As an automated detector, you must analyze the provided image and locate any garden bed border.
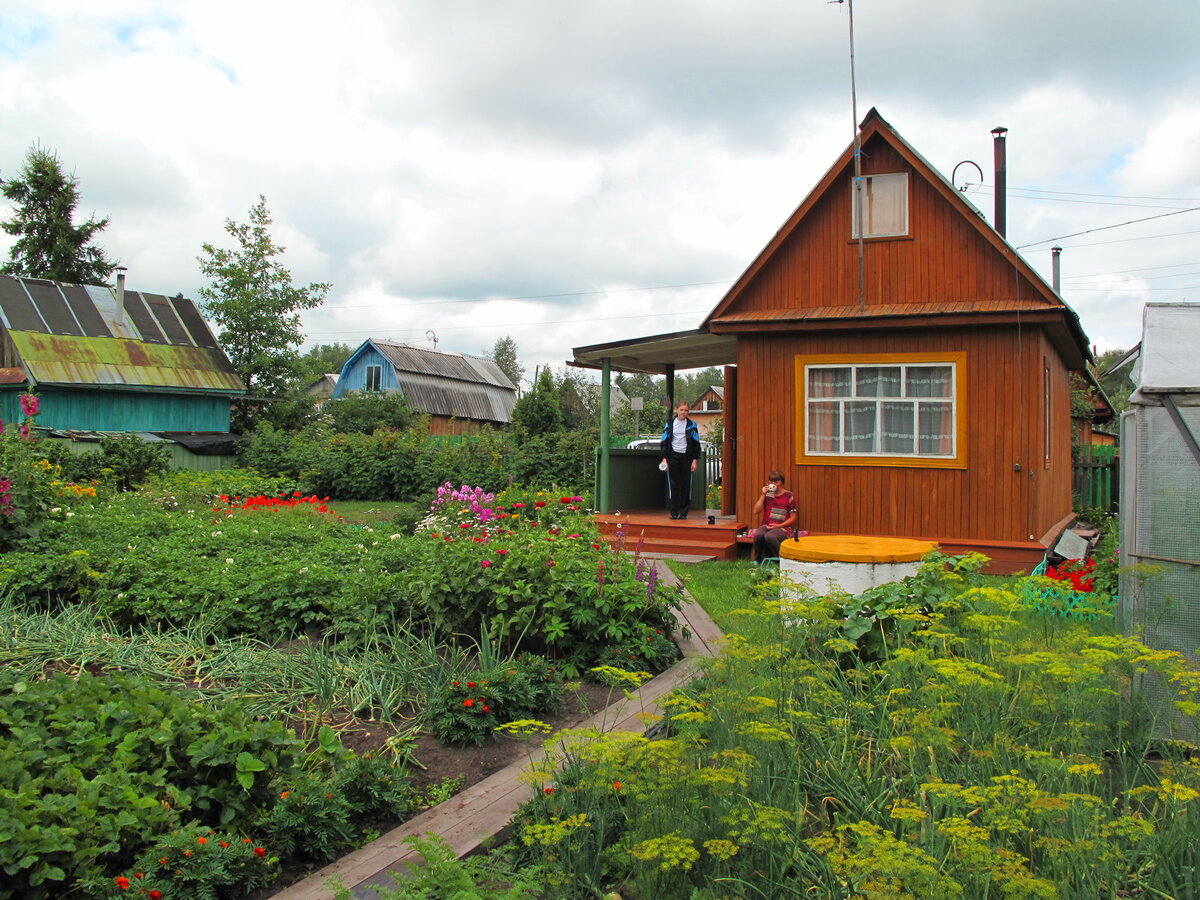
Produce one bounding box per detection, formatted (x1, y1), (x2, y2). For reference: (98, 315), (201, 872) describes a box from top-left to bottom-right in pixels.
(272, 560), (723, 899)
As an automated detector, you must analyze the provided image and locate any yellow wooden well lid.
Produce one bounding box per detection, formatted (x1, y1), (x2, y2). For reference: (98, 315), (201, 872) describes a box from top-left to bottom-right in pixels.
(779, 535), (938, 564)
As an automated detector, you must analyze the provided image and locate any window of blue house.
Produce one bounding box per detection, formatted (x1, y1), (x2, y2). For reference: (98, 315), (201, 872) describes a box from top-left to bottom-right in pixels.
(365, 365), (382, 392)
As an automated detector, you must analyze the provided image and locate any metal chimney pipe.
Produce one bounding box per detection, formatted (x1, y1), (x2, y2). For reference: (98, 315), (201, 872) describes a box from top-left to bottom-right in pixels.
(115, 266), (127, 320)
(991, 126), (1008, 238)
(1051, 246), (1063, 293)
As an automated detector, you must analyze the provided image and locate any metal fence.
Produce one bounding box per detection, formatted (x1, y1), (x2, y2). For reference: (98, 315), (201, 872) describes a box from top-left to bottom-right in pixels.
(1073, 444), (1119, 512)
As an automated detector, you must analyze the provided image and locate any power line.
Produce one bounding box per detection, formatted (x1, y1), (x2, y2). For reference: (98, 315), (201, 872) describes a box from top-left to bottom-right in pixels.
(1062, 261), (1200, 280)
(304, 308), (709, 338)
(325, 280), (733, 311)
(962, 183), (1200, 204)
(1017, 208), (1200, 249)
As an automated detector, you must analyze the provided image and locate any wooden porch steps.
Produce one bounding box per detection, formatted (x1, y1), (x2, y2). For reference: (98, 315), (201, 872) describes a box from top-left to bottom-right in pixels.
(594, 510), (749, 562)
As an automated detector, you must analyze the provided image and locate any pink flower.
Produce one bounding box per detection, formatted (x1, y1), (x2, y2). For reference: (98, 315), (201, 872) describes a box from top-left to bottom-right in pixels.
(19, 424), (29, 440)
(546, 560), (556, 568)
(495, 548), (509, 555)
(18, 394), (38, 417)
(481, 559), (493, 568)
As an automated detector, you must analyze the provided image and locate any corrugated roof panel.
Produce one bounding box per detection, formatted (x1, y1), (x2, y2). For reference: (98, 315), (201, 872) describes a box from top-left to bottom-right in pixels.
(61, 284), (112, 338)
(124, 292), (167, 343)
(172, 295), (220, 349)
(146, 294), (192, 345)
(371, 340), (514, 389)
(0, 276), (47, 331)
(9, 331), (245, 393)
(394, 371), (515, 422)
(23, 279), (84, 336)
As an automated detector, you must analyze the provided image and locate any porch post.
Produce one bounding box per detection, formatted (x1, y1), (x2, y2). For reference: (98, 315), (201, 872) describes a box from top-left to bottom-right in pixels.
(665, 364), (676, 411)
(598, 357), (612, 512)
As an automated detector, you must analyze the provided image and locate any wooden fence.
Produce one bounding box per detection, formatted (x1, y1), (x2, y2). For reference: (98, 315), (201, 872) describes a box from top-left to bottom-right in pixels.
(1073, 445), (1119, 512)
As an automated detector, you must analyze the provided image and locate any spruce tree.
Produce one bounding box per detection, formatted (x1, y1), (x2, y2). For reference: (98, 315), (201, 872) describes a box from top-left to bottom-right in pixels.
(1, 144), (117, 283)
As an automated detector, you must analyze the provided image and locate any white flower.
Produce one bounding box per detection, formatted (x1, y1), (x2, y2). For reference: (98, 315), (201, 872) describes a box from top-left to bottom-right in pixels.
(50, 507), (62, 514)
(225, 558), (234, 564)
(389, 534), (402, 540)
(299, 566), (309, 574)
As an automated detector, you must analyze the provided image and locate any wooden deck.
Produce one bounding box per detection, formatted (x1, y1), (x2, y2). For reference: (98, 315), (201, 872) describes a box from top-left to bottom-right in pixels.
(595, 509), (749, 561)
(272, 561), (723, 900)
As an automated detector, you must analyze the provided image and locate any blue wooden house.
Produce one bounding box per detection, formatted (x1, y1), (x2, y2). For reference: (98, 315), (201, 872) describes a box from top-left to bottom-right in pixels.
(334, 339), (516, 434)
(0, 274), (244, 454)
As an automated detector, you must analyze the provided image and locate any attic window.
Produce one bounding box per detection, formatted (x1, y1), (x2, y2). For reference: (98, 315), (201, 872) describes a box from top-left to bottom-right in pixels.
(365, 364), (382, 392)
(851, 173), (908, 238)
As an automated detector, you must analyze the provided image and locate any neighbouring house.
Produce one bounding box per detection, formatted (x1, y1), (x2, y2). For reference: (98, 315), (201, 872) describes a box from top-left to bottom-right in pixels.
(575, 109), (1095, 572)
(0, 272), (244, 465)
(333, 339), (517, 434)
(305, 373), (340, 406)
(689, 385), (724, 439)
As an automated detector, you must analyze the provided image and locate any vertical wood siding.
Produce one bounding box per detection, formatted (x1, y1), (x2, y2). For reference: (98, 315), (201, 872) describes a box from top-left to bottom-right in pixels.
(735, 326), (1071, 545)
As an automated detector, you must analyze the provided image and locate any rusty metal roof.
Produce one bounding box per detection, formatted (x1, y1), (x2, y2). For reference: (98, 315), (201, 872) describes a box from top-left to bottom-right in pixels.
(0, 275), (242, 393)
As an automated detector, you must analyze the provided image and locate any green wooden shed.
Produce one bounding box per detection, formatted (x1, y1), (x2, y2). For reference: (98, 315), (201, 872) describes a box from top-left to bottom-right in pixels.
(0, 274), (244, 436)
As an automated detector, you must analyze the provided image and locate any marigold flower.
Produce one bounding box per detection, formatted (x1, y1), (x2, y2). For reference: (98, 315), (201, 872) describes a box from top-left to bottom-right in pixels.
(219, 841), (229, 848)
(114, 876), (130, 890)
(464, 698), (475, 707)
(254, 847), (267, 858)
(280, 791), (290, 799)
(134, 873), (144, 879)
(197, 837), (207, 844)
(482, 705), (491, 713)
(159, 858), (169, 866)
(467, 681), (476, 688)
(183, 850), (192, 857)
(149, 892), (163, 900)
(613, 781), (623, 790)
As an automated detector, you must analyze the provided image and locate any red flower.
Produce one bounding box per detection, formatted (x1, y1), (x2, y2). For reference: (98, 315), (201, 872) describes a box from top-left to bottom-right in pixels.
(134, 873), (144, 879)
(115, 876), (130, 890)
(593, 543), (601, 549)
(467, 681), (476, 688)
(482, 705), (491, 713)
(292, 491), (301, 497)
(149, 892), (163, 900)
(158, 857), (169, 866)
(547, 560), (556, 567)
(560, 497), (571, 504)
(219, 841), (230, 848)
(452, 681), (461, 687)
(496, 548), (509, 555)
(254, 847), (267, 858)
(197, 837), (208, 845)
(513, 502), (526, 508)
(544, 787), (555, 795)
(535, 501), (546, 508)
(613, 781), (623, 790)
(464, 698), (475, 707)
(481, 559), (493, 568)
(184, 850), (192, 857)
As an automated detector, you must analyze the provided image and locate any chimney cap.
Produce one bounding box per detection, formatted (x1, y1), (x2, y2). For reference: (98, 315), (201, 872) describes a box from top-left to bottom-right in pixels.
(991, 126), (1008, 137)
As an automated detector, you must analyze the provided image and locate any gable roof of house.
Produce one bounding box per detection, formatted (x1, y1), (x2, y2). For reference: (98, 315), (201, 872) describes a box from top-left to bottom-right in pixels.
(347, 339), (517, 422)
(0, 274), (244, 394)
(702, 108), (1092, 367)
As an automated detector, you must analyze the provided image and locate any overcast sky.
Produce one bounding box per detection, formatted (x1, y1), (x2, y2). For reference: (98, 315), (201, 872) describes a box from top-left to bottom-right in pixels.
(2, 0), (1198, 383)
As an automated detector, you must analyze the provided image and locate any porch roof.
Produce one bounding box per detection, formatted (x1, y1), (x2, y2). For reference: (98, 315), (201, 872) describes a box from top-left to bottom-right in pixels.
(570, 328), (737, 375)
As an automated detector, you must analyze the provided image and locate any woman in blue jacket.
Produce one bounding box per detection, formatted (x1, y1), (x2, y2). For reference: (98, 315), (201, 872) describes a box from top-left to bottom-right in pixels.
(659, 401), (701, 519)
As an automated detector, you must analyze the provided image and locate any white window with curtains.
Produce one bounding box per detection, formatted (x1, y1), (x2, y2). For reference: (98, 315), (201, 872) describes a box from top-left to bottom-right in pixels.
(851, 172), (909, 238)
(805, 362), (956, 458)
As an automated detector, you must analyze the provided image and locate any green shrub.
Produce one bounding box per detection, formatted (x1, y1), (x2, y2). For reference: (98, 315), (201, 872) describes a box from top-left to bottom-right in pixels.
(428, 659), (565, 747)
(83, 825), (279, 900)
(0, 670), (302, 896)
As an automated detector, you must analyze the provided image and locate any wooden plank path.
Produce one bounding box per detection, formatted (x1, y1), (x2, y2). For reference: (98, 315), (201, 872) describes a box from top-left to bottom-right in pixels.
(272, 559), (724, 899)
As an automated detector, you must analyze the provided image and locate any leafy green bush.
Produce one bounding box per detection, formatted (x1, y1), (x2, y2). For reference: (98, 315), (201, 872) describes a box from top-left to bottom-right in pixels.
(428, 658), (565, 747)
(83, 825), (278, 900)
(0, 669), (301, 896)
(320, 392), (417, 433)
(50, 432), (172, 492)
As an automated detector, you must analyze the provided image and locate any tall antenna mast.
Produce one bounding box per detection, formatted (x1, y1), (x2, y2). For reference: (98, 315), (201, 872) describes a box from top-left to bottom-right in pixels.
(839, 0), (866, 313)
